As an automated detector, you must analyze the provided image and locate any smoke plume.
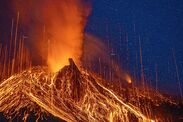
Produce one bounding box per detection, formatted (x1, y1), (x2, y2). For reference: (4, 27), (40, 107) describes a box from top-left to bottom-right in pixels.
(82, 34), (132, 84)
(12, 0), (91, 72)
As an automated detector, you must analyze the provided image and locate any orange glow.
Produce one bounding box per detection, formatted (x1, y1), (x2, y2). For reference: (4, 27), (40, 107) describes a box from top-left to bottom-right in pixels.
(43, 0), (91, 72)
(125, 75), (132, 84)
(12, 0), (91, 72)
(0, 65), (155, 122)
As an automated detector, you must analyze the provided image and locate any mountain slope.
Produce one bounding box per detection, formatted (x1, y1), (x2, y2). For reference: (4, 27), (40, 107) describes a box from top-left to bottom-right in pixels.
(0, 59), (182, 122)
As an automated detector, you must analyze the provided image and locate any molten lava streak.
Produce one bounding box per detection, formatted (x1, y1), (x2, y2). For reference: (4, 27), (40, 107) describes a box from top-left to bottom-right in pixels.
(0, 59), (154, 122)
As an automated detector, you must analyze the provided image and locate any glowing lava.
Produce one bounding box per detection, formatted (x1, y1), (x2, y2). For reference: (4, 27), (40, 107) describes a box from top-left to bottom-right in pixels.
(0, 59), (155, 122)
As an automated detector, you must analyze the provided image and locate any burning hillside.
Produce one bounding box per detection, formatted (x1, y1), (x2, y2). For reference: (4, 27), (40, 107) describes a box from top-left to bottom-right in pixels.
(0, 59), (182, 122)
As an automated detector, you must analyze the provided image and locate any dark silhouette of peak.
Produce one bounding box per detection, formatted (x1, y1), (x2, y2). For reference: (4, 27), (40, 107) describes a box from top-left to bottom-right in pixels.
(54, 58), (85, 102)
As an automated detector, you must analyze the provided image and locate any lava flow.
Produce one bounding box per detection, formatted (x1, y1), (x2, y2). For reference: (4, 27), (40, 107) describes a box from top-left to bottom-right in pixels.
(0, 0), (183, 122)
(0, 58), (156, 122)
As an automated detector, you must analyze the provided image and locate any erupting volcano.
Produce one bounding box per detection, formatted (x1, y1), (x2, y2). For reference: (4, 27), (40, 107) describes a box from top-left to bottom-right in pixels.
(0, 59), (149, 121)
(0, 0), (183, 122)
(0, 59), (181, 122)
(0, 58), (182, 122)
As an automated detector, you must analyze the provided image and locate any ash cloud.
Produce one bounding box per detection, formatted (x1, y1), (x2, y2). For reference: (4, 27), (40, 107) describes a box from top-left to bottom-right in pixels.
(12, 0), (91, 72)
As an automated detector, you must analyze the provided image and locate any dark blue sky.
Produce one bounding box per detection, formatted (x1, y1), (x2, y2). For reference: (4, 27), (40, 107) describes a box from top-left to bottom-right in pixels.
(85, 0), (183, 95)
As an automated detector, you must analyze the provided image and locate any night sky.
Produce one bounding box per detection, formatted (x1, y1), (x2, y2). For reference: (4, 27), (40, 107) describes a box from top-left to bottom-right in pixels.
(85, 0), (183, 95)
(0, 0), (183, 96)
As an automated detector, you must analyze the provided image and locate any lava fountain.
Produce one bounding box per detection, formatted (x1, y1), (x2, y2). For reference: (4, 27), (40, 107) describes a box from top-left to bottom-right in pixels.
(13, 0), (91, 72)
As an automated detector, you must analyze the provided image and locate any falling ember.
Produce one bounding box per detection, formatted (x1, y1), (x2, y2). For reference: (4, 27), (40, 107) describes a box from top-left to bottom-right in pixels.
(12, 0), (91, 72)
(126, 75), (132, 84)
(0, 15), (32, 81)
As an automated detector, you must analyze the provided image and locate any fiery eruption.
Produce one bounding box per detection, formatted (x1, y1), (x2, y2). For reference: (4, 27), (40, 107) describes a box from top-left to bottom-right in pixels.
(0, 1), (183, 122)
(13, 0), (91, 72)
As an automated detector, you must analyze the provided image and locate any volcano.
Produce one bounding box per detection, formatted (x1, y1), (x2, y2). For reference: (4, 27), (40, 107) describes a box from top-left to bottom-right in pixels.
(0, 59), (183, 122)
